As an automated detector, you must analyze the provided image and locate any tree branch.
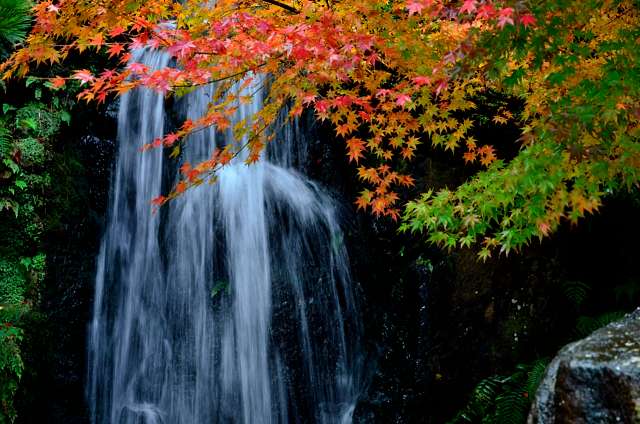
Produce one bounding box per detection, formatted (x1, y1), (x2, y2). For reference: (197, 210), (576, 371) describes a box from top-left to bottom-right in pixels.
(259, 0), (299, 13)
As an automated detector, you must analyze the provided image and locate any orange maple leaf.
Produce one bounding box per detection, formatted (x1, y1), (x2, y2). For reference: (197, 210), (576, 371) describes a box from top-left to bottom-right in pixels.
(463, 150), (476, 163)
(346, 137), (366, 163)
(49, 76), (66, 89)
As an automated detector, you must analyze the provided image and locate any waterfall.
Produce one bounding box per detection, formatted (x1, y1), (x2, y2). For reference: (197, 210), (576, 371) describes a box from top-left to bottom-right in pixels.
(88, 48), (362, 423)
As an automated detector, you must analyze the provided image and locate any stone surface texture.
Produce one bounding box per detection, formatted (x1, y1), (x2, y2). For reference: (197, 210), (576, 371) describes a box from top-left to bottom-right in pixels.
(529, 308), (640, 424)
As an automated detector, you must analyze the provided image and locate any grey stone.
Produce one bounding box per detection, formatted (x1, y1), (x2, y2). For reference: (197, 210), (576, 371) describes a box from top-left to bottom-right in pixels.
(529, 308), (640, 424)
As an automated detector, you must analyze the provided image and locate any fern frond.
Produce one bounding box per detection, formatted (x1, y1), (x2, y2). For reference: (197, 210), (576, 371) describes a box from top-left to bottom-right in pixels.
(614, 280), (640, 304)
(449, 360), (550, 424)
(525, 359), (548, 397)
(448, 376), (505, 423)
(0, 0), (31, 50)
(0, 123), (12, 158)
(575, 311), (627, 338)
(472, 376), (504, 404)
(494, 389), (529, 424)
(560, 280), (591, 309)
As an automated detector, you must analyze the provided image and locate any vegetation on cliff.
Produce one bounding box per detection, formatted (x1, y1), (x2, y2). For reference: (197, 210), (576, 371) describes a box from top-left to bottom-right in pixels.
(0, 3), (103, 419)
(0, 93), (71, 423)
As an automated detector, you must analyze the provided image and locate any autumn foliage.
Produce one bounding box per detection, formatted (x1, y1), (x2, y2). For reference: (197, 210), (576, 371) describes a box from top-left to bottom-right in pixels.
(3, 0), (639, 258)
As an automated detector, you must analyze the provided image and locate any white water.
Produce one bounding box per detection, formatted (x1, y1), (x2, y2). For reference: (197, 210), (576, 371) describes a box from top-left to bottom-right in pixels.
(89, 49), (362, 423)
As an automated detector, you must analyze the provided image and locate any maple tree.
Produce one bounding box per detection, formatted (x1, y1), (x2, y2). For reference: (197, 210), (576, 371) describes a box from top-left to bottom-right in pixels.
(2, 0), (639, 258)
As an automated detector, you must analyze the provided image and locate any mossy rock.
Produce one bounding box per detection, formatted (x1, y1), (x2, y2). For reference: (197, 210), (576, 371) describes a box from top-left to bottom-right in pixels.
(530, 309), (640, 423)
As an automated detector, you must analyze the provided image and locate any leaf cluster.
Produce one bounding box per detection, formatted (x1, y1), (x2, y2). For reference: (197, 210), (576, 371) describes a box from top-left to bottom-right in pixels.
(4, 0), (639, 256)
(403, 0), (640, 258)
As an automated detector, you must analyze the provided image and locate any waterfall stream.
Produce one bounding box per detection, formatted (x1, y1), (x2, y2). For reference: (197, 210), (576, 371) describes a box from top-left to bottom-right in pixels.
(89, 49), (362, 423)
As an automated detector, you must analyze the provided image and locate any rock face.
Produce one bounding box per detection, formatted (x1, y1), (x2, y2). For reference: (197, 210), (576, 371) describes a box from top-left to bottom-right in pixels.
(529, 309), (640, 424)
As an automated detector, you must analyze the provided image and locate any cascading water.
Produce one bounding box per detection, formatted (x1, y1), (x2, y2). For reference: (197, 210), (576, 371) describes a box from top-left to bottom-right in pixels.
(89, 48), (362, 423)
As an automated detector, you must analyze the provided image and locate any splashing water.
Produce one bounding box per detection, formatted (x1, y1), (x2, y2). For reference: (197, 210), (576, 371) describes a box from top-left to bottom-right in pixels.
(88, 49), (362, 424)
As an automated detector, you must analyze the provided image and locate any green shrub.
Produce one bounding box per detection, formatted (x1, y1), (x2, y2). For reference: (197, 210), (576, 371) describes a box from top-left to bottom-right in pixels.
(15, 103), (65, 139)
(16, 138), (45, 167)
(0, 258), (25, 305)
(0, 325), (23, 423)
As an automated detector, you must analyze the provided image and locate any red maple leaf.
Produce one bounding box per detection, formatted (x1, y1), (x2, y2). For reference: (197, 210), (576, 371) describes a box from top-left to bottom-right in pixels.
(163, 133), (180, 146)
(175, 181), (187, 194)
(519, 14), (537, 28)
(167, 40), (197, 59)
(107, 43), (125, 58)
(406, 0), (425, 16)
(291, 45), (312, 60)
(109, 26), (126, 37)
(90, 34), (104, 47)
(498, 15), (514, 28)
(314, 100), (329, 114)
(151, 195), (167, 206)
(72, 69), (94, 85)
(128, 62), (148, 74)
(476, 4), (496, 19)
(396, 93), (412, 107)
(497, 7), (514, 28)
(358, 111), (371, 121)
(459, 0), (477, 15)
(412, 76), (431, 86)
(302, 94), (316, 106)
(96, 91), (108, 103)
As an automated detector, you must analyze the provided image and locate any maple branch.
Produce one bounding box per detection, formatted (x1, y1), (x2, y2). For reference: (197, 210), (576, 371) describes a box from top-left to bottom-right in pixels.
(170, 64), (267, 88)
(259, 0), (299, 13)
(171, 53), (285, 88)
(155, 110), (287, 207)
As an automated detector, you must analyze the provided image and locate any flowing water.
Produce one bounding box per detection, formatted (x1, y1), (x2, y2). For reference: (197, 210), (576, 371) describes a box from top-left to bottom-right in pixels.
(89, 49), (362, 424)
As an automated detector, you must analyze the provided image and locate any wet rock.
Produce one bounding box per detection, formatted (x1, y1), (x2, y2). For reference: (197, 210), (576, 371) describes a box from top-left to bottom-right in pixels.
(529, 308), (640, 424)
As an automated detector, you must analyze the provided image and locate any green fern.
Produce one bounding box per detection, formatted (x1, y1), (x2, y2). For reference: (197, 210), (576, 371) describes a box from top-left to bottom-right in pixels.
(560, 280), (591, 309)
(463, 376), (504, 421)
(449, 360), (550, 424)
(525, 359), (548, 397)
(494, 389), (529, 424)
(0, 124), (11, 158)
(448, 376), (502, 423)
(0, 0), (31, 57)
(575, 311), (627, 339)
(613, 280), (640, 304)
(473, 377), (503, 404)
(491, 363), (541, 424)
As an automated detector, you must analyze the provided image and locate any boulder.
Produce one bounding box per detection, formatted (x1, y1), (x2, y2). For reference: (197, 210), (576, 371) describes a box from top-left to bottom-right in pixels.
(529, 308), (640, 423)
